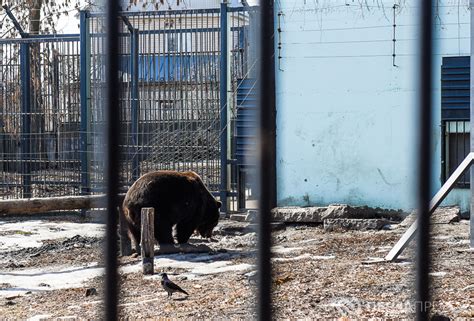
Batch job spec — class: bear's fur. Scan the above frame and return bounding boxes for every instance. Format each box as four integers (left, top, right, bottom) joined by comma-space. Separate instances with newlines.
122, 170, 221, 250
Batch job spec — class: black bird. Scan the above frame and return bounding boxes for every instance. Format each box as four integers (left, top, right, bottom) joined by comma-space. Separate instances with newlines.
161, 273, 189, 298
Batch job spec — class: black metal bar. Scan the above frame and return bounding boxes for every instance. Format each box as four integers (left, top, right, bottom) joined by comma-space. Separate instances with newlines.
89, 8, 221, 17
441, 121, 446, 183
2, 5, 28, 38
20, 43, 31, 198
416, 2, 433, 320
80, 11, 91, 195
28, 34, 80, 39
0, 37, 80, 44
131, 28, 140, 181
258, 1, 276, 320
220, 2, 228, 214
120, 15, 134, 33
105, 0, 120, 319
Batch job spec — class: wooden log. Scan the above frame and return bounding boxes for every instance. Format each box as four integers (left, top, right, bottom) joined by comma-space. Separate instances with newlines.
0, 193, 126, 216
141, 207, 155, 275
119, 206, 132, 256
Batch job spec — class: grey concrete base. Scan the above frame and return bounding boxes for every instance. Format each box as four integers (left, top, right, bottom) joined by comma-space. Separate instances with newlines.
323, 218, 391, 231
271, 204, 406, 223
271, 206, 327, 223
398, 206, 461, 229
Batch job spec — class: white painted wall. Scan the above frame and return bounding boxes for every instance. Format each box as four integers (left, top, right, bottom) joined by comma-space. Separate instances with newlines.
276, 0, 471, 211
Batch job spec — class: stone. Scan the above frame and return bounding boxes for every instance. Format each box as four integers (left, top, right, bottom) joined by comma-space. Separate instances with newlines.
432, 206, 460, 224
321, 204, 405, 220
323, 218, 391, 231
229, 214, 247, 222
245, 210, 258, 222
271, 207, 327, 223
272, 205, 406, 223
399, 206, 461, 228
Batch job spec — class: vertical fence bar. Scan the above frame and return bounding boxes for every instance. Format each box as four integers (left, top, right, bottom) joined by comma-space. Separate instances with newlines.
105, 0, 120, 319
416, 2, 433, 320
20, 42, 32, 198
440, 121, 446, 183
220, 2, 228, 214
131, 28, 140, 181
470, 0, 474, 249
80, 11, 91, 195
258, 1, 276, 320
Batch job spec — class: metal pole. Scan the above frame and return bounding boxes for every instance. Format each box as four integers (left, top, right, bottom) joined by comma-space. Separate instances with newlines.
131, 28, 140, 181
20, 43, 31, 198
416, 2, 433, 320
2, 5, 27, 38
105, 0, 120, 319
80, 11, 91, 195
258, 1, 275, 320
469, 0, 474, 249
220, 1, 228, 214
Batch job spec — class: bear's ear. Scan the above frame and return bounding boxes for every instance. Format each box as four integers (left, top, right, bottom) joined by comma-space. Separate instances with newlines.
216, 201, 222, 209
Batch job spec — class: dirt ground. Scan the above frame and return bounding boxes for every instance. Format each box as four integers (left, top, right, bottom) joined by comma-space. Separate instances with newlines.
0, 213, 472, 319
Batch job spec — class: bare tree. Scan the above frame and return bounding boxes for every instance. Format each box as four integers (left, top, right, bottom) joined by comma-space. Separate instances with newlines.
0, 0, 86, 37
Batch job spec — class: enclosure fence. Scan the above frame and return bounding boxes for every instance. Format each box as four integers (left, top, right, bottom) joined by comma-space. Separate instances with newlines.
0, 36, 81, 199
0, 5, 258, 213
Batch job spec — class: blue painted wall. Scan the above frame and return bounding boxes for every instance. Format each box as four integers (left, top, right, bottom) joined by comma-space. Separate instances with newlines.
275, 1, 470, 211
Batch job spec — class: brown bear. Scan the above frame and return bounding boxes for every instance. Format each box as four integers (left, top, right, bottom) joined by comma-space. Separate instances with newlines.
122, 170, 221, 251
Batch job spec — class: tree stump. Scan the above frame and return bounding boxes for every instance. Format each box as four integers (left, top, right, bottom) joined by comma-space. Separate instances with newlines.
141, 207, 155, 275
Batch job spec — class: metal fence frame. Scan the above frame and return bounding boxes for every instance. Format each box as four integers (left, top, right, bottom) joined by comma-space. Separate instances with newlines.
0, 34, 82, 199
1, 5, 259, 213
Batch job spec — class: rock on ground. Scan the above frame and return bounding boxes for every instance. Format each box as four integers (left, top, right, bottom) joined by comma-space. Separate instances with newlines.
271, 204, 406, 223
323, 218, 391, 231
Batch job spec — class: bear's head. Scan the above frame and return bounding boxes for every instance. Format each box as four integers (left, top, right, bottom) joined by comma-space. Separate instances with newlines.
197, 199, 221, 238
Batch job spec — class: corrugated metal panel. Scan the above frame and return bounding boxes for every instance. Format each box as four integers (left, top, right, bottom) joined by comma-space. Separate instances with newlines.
236, 78, 257, 166
441, 56, 470, 120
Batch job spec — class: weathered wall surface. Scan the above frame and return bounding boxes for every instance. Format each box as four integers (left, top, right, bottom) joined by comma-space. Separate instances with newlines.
276, 0, 470, 211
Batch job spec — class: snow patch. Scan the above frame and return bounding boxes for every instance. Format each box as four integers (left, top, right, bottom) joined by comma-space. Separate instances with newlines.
0, 263, 103, 297
272, 246, 304, 254
0, 253, 254, 297
273, 253, 336, 262
0, 221, 105, 252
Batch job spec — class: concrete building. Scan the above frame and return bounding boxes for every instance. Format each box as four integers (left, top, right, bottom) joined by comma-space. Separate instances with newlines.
275, 0, 470, 211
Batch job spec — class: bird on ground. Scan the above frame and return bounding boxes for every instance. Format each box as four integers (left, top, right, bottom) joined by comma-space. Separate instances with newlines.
161, 273, 189, 298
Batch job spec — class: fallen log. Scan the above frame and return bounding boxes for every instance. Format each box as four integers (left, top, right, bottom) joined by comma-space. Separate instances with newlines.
0, 193, 126, 216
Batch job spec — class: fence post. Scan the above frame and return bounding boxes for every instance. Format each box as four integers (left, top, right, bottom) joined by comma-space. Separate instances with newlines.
80, 10, 91, 196
141, 207, 155, 275
220, 1, 229, 214
131, 28, 140, 181
470, 0, 474, 249
20, 42, 31, 198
